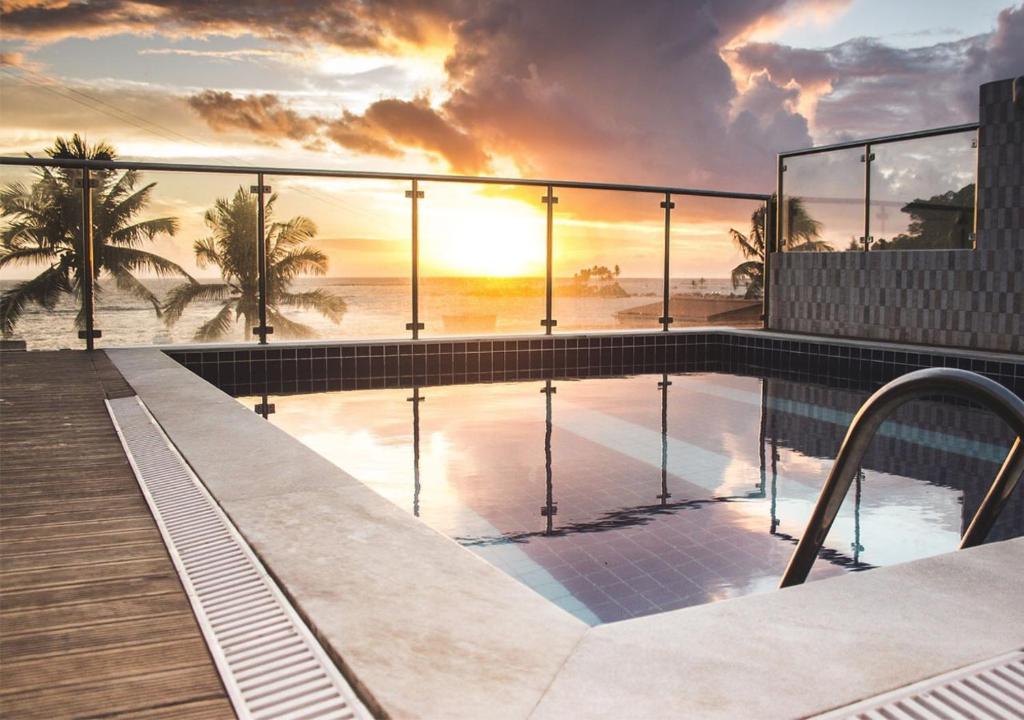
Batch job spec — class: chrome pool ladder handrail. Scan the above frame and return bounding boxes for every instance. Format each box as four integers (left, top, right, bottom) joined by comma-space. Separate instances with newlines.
779, 367, 1024, 588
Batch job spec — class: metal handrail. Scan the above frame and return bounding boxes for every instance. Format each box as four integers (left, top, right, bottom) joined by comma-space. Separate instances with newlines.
0, 155, 770, 201
779, 368, 1024, 588
778, 122, 979, 159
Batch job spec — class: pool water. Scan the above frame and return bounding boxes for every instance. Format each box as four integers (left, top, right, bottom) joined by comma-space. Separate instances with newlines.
240, 371, 1021, 625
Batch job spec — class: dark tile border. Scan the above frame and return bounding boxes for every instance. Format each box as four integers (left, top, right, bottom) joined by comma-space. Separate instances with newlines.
163, 331, 1024, 399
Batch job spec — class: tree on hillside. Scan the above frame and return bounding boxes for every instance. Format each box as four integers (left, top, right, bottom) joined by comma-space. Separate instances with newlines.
873, 184, 975, 250
0, 134, 189, 336
162, 187, 346, 340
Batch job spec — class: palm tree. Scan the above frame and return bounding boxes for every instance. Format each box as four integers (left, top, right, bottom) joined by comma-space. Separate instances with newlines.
729, 195, 829, 299
0, 134, 189, 336
163, 187, 346, 340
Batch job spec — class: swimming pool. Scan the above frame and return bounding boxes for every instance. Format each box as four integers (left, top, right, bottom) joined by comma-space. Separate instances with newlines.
240, 370, 1021, 625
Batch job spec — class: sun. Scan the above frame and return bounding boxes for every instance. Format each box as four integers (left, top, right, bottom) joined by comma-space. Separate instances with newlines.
420, 190, 546, 277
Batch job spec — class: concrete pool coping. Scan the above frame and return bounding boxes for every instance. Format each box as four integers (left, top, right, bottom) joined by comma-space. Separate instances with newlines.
108, 347, 1024, 719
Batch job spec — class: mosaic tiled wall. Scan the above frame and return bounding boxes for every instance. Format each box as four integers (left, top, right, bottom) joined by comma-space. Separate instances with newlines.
769, 77, 1023, 353
977, 77, 1024, 247
165, 330, 1024, 398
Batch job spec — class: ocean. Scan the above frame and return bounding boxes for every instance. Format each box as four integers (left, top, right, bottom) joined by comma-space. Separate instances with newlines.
0, 276, 744, 350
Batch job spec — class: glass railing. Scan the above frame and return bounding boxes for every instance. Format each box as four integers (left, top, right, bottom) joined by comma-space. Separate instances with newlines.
92, 170, 259, 347
0, 156, 770, 349
779, 123, 978, 253
0, 163, 83, 349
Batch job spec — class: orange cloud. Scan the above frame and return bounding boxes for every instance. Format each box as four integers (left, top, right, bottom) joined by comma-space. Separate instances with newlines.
187, 91, 491, 174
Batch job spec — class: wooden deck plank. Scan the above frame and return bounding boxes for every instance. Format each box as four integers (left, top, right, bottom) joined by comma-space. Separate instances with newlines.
1, 541, 170, 573
0, 351, 234, 719
1, 612, 203, 661
0, 665, 232, 720
2, 574, 184, 612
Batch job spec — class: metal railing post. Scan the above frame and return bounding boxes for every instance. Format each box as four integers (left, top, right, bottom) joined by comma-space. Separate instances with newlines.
77, 168, 98, 350
541, 380, 557, 533
405, 179, 425, 339
762, 196, 774, 329
407, 387, 424, 516
861, 144, 873, 251
251, 175, 272, 343
657, 375, 672, 504
541, 186, 558, 334
659, 194, 675, 332
776, 155, 785, 251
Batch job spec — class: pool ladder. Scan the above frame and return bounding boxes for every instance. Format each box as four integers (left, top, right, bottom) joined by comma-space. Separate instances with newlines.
780, 367, 1024, 588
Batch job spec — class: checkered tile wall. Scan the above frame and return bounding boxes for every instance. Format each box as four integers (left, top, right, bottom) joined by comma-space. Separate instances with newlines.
769, 78, 1023, 353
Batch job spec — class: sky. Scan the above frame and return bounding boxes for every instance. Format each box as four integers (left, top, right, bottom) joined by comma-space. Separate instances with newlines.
1, 0, 1021, 278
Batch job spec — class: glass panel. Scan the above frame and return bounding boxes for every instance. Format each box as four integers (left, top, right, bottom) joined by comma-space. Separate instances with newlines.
870, 131, 976, 250
782, 147, 863, 252
419, 182, 545, 337
265, 175, 409, 341
0, 163, 83, 350
93, 171, 257, 346
553, 189, 662, 333
669, 196, 765, 328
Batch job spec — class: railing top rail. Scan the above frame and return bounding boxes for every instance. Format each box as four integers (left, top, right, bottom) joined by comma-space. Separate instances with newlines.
0, 155, 771, 202
778, 122, 979, 159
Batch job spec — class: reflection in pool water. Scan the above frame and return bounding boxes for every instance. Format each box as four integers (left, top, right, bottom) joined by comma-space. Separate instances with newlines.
241, 371, 1020, 625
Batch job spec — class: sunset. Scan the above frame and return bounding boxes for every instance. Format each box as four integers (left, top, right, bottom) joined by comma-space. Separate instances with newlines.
1, 2, 1022, 719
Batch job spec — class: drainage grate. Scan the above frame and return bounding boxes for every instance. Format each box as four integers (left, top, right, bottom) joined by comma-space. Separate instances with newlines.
814, 649, 1024, 719
107, 396, 371, 720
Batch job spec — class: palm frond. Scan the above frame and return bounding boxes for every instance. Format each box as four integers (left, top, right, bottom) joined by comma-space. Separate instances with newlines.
162, 281, 233, 325
104, 267, 162, 316
267, 307, 318, 339
269, 246, 329, 285
267, 216, 317, 257
101, 245, 194, 280
192, 301, 237, 342
0, 245, 61, 270
107, 217, 179, 247
729, 228, 763, 262
276, 289, 346, 323
100, 180, 158, 234
0, 266, 72, 336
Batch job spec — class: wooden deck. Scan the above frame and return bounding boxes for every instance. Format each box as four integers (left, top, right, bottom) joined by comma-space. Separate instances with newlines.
1, 351, 235, 719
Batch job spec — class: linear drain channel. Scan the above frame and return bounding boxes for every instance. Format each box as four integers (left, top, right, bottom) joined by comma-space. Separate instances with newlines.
814, 649, 1024, 719
107, 396, 371, 720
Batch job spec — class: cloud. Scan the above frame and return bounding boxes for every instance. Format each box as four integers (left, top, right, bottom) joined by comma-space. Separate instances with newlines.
0, 0, 458, 50
5, 0, 1019, 222
188, 91, 321, 142
187, 91, 491, 173
357, 97, 490, 173
437, 0, 809, 197
729, 4, 1024, 140
138, 48, 293, 62
0, 51, 26, 67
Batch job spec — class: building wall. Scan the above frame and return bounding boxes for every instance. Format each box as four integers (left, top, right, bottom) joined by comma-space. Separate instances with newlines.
769, 77, 1023, 354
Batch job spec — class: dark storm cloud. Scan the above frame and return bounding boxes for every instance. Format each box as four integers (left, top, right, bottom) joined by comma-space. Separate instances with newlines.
438, 0, 809, 193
